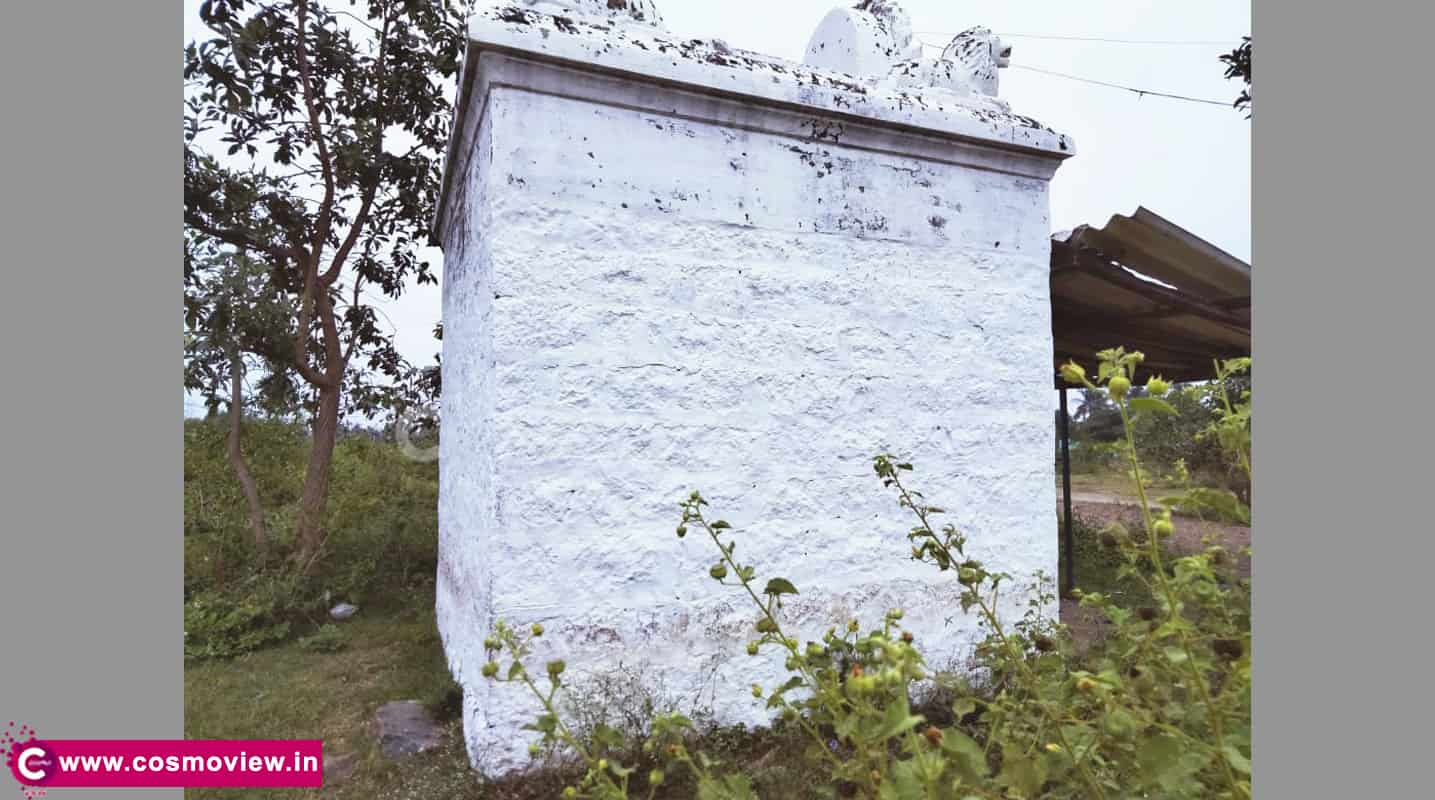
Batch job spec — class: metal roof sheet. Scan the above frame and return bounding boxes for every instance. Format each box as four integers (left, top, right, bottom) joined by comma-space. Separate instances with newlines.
1050, 207, 1250, 384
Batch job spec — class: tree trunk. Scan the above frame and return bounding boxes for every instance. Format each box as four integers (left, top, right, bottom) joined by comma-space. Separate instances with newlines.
294, 378, 341, 565
227, 354, 269, 561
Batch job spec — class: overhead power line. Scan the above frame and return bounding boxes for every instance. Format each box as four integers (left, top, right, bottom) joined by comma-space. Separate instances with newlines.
916, 31, 1234, 46
1007, 64, 1233, 106
912, 39, 1234, 107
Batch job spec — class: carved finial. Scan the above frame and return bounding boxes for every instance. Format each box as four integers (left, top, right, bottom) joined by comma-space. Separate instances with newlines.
511, 0, 664, 28
803, 2, 923, 77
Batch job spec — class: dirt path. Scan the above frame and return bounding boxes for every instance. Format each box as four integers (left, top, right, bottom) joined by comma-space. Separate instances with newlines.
1058, 500, 1251, 650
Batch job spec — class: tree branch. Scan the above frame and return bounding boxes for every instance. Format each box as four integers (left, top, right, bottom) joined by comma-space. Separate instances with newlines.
341, 276, 364, 364
319, 1, 391, 287
184, 213, 301, 264
295, 0, 337, 264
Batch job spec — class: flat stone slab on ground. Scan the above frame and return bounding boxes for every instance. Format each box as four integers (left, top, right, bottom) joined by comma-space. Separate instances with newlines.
373, 701, 444, 759
323, 750, 359, 783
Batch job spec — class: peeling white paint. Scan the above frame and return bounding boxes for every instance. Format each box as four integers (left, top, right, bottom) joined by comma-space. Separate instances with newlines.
437, 4, 1074, 777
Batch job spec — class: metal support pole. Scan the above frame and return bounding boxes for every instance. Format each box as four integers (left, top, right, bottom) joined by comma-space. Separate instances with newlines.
1059, 385, 1074, 597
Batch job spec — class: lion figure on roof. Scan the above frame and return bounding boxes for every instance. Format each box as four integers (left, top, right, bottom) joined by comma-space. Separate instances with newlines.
878, 26, 1012, 107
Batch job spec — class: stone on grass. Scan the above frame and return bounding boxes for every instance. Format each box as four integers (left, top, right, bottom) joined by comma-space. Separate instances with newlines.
373, 701, 444, 759
328, 603, 358, 621
323, 750, 359, 784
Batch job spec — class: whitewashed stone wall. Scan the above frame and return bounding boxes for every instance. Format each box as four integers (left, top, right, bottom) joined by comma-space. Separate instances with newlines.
435, 5, 1074, 776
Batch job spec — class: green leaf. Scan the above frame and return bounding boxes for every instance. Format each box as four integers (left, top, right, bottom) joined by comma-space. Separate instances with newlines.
1137, 734, 1184, 781
997, 750, 1047, 797
591, 724, 625, 751
878, 759, 924, 800
763, 578, 799, 596
766, 676, 805, 708
951, 697, 977, 720
870, 699, 924, 741
939, 728, 988, 783
711, 520, 732, 529
1222, 744, 1252, 775
697, 773, 758, 800
1129, 397, 1179, 416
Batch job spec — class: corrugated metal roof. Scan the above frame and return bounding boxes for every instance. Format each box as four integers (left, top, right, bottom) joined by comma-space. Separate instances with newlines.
1050, 207, 1250, 384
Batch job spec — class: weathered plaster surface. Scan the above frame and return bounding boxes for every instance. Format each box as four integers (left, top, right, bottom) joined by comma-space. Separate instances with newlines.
437, 4, 1073, 776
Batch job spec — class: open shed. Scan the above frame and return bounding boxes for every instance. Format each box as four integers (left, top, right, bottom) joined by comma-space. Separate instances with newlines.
1049, 207, 1251, 594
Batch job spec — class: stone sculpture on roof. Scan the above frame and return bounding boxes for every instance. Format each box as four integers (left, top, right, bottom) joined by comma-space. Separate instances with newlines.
805, 3, 1013, 108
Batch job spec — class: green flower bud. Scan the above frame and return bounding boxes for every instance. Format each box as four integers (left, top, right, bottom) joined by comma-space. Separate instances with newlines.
1059, 361, 1087, 385
676, 525, 687, 538
886, 608, 903, 621
709, 563, 728, 581
751, 684, 763, 698
1153, 519, 1174, 539
649, 769, 665, 786
597, 758, 608, 772
531, 623, 544, 637
483, 637, 498, 650
547, 660, 566, 677
563, 787, 577, 799
1108, 375, 1131, 400
1146, 376, 1170, 395
746, 641, 760, 656
1103, 709, 1138, 739
481, 661, 499, 679
958, 567, 979, 586
850, 675, 877, 694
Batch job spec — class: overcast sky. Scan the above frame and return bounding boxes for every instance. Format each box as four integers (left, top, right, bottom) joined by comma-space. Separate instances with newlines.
183, 0, 1250, 416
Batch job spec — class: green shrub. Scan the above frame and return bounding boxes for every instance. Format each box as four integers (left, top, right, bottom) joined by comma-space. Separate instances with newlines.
478, 348, 1252, 800
1159, 486, 1250, 525
1063, 440, 1121, 474
183, 417, 439, 658
297, 624, 349, 653
183, 589, 292, 660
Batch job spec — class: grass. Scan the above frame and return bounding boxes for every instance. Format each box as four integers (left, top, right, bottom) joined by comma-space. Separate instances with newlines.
184, 600, 475, 800
183, 593, 830, 800
1057, 510, 1157, 608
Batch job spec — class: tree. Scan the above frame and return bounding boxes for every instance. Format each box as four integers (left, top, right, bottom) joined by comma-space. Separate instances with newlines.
1071, 387, 1125, 442
184, 249, 296, 559
1220, 36, 1251, 117
184, 0, 465, 563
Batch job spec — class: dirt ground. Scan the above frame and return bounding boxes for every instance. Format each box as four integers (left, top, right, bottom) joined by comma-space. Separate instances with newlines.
1059, 499, 1251, 650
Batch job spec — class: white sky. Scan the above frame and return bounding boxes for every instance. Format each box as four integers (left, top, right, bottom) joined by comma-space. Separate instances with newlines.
183, 0, 1250, 417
